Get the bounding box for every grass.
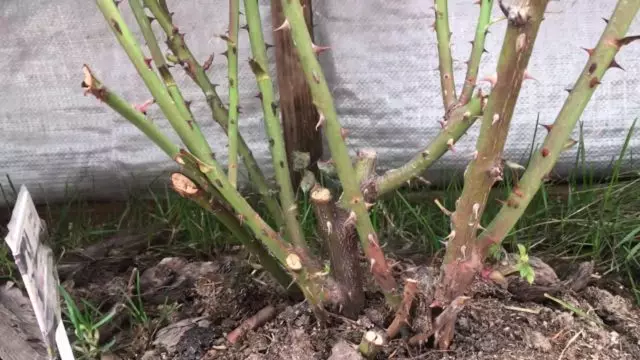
[0,119,638,358]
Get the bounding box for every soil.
[57,243,640,360]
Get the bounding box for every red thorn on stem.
[609,58,624,71]
[312,43,331,55]
[522,71,538,82]
[480,74,498,87]
[134,98,155,114]
[581,47,595,56]
[541,148,550,157]
[203,54,214,71]
[143,57,153,69]
[589,77,601,88]
[614,35,640,48]
[539,123,553,132]
[254,92,263,101]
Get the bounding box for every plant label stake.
[4,185,75,360]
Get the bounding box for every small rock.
[244,355,266,360]
[364,308,385,328]
[141,350,160,360]
[327,340,363,360]
[525,330,552,352]
[153,316,210,354]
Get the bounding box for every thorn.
[417,176,431,186]
[143,57,153,69]
[221,50,229,58]
[447,138,456,152]
[273,19,290,32]
[482,48,488,54]
[472,203,480,220]
[254,92,263,101]
[480,74,498,87]
[340,128,349,140]
[539,123,553,132]
[265,43,274,50]
[581,47,595,56]
[589,77,601,88]
[434,199,452,216]
[203,54,214,71]
[438,119,446,129]
[367,233,380,248]
[564,87,573,94]
[147,16,156,23]
[492,113,500,125]
[505,160,525,171]
[472,150,478,160]
[609,58,624,71]
[240,24,248,31]
[602,17,609,24]
[614,35,640,48]
[312,43,331,55]
[134,98,155,114]
[345,211,357,227]
[522,71,538,82]
[315,112,325,131]
[444,230,456,242]
[312,71,321,84]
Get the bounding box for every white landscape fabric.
[0,0,638,202]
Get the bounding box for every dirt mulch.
[54,240,640,360]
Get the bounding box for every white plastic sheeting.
[1,0,639,203]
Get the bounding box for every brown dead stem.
[386,278,418,339]
[408,295,470,349]
[226,305,277,344]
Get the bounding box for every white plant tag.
[4,185,75,360]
